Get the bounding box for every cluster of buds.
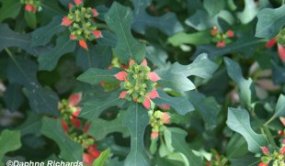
[61,0,102,50]
[259,142,285,166]
[210,26,234,48]
[149,108,171,140]
[20,0,42,13]
[205,150,229,166]
[114,59,160,109]
[265,28,285,62]
[58,93,100,165]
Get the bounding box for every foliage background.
[0,0,285,165]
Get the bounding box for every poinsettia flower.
[216,41,226,48]
[93,30,103,39]
[87,145,101,158]
[25,4,36,13]
[119,91,128,99]
[70,34,77,40]
[61,120,69,132]
[261,146,270,155]
[68,93,82,107]
[115,71,128,81]
[74,0,83,5]
[226,30,234,38]
[79,40,88,50]
[258,162,268,166]
[92,8,99,17]
[143,98,151,109]
[159,104,170,110]
[265,38,285,62]
[151,131,159,139]
[83,153,94,165]
[148,72,160,82]
[161,112,170,124]
[61,16,72,26]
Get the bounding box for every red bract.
[258,162,268,166]
[115,71,128,81]
[68,93,82,107]
[143,98,151,109]
[161,112,171,124]
[25,4,36,13]
[87,145,101,158]
[83,153,94,165]
[261,146,270,155]
[61,120,69,132]
[148,72,160,82]
[265,38,285,62]
[93,30,103,39]
[74,0,83,5]
[277,44,285,62]
[227,30,234,38]
[119,91,128,99]
[159,104,170,111]
[92,9,99,17]
[216,41,226,48]
[280,146,285,154]
[79,40,88,50]
[151,131,159,139]
[61,17,72,26]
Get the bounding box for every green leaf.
[204,0,225,17]
[38,33,76,71]
[226,107,267,153]
[75,45,113,70]
[237,0,258,24]
[0,24,37,54]
[154,90,194,115]
[80,92,123,120]
[256,5,285,38]
[274,94,285,117]
[226,134,248,159]
[6,57,59,116]
[23,86,59,116]
[3,84,24,112]
[77,68,119,85]
[224,57,254,109]
[168,31,211,46]
[41,117,83,161]
[0,130,21,161]
[93,149,111,166]
[157,53,217,92]
[124,104,150,166]
[18,112,42,135]
[132,0,183,36]
[172,53,218,79]
[188,91,221,130]
[0,0,21,22]
[89,111,129,140]
[105,2,145,63]
[31,16,64,46]
[167,128,203,165]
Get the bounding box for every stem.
[86,50,92,68]
[262,126,278,148]
[264,115,276,126]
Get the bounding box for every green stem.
[262,126,278,148]
[264,115,276,126]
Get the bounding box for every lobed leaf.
[226,107,267,153]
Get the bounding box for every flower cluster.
[61,0,102,50]
[149,108,171,139]
[205,150,229,166]
[265,28,285,62]
[210,26,234,48]
[259,141,285,166]
[20,0,42,13]
[114,59,160,109]
[58,93,100,165]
